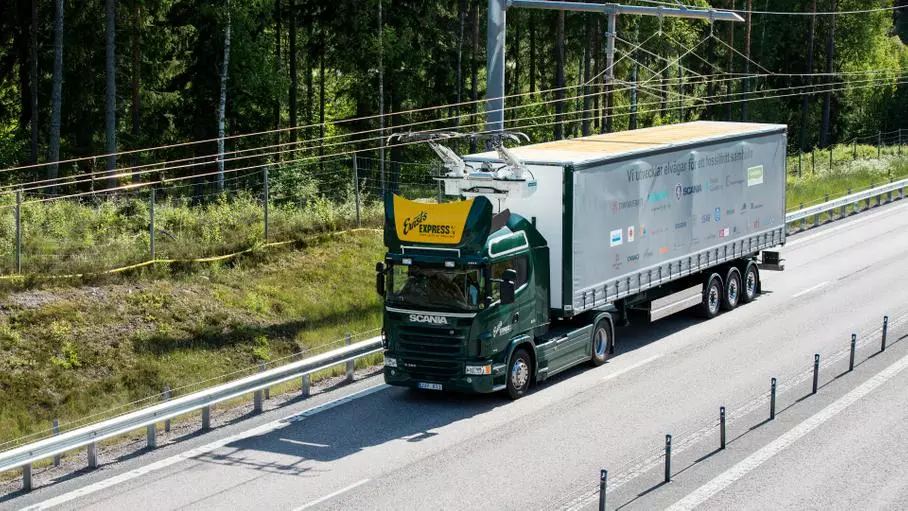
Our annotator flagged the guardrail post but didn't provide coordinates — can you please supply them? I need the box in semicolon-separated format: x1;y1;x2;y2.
345;333;355;382
770;378;777;420
163;385;172;432
599;469;608;511
202;405;211;430
87;442;98;469
301;373;310;397
15;190;21;274
149;187;156;260
664;434;672;483
353;156;362;228
849;334;856;372
22;463;32;492
800;202;806;231
876;185;881;207
720;406;726;450
847;188;854;214
254;363;264;413
146;423;157;449
53;418;61;466
263;166;270;242
260;361;270;400
812;354;820;395
882;315;889;352
868;183;874;209
888;178;893;203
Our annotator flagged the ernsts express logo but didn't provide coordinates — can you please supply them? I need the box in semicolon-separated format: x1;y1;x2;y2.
393;195;473;245
402;211;454;237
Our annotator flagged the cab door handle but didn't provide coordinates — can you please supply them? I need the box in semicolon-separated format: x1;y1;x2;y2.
512;312;520;324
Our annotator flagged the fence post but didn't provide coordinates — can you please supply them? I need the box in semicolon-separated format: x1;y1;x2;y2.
664;434;672;483
15;190;21;274
87;442;98;469
353;156;362;228
163;385;172;432
770;378;777;420
53;418;61;466
812;354;820;395
849;334;856;372
599;469;608;511
719;406;726;450
263;167;270;242
345;333;355;382
301;373;310;397
149;187;156;260
882;315;889;352
22;464;32;492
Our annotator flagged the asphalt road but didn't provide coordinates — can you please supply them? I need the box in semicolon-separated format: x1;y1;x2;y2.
5;198;908;511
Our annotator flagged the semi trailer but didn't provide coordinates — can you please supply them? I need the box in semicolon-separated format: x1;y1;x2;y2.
376;121;787;399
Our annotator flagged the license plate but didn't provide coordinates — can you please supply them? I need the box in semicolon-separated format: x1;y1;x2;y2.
417;382;443;391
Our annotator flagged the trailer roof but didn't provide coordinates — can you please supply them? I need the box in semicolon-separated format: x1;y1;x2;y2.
465;121;787;167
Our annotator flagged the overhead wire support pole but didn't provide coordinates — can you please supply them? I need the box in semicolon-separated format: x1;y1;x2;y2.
487;1;744;132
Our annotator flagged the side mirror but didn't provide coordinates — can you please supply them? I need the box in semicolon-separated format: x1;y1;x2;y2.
375;262;386;297
500;268;517;305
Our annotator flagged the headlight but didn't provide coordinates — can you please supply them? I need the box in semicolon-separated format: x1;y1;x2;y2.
465;364;491;376
384;357;397;368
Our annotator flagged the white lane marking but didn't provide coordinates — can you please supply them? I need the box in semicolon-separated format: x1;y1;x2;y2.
290;478;371;511
665;350;908;511
792;281;829;298
786;201;908;248
602;354;664;381
23;384;389;511
280;439;330;448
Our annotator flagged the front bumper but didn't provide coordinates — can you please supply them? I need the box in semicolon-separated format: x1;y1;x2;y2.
383;362;505;394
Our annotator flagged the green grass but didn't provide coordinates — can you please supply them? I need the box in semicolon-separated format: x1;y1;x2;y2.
0;229;385;446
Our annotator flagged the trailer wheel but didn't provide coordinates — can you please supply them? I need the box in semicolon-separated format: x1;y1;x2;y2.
722;267;742;311
740;262;760;304
506;348;532;400
698;274;723;319
589;320;611;367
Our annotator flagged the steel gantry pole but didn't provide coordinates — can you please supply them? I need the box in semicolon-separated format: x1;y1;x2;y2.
485;1;743;132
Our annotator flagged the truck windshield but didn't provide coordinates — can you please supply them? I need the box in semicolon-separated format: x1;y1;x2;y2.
387;264;483;312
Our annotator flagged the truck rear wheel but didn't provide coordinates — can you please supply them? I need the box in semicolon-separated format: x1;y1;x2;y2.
589;320;611;367
506;348;532;400
740;262;759;304
721;267;742;311
698;274;723;319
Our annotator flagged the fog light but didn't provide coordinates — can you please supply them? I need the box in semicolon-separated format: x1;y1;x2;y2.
384;357;397;368
465;364;492;376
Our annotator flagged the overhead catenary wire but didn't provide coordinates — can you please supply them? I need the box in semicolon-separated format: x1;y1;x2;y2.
633;0;907;15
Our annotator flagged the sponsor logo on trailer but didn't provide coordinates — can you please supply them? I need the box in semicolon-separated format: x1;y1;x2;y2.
726;175;745;187
747;165;764;187
627;254;640;264
675;183;703;199
714;207;721;222
409;314;449;325
726;208;735;216
675;221;688;230
719;227;731;238
627;225;635;243
610;229;623;247
750;202;764;210
643;249;655;259
659;246;670;255
701;214;712;224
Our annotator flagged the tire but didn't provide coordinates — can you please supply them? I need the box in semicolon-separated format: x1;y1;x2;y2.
721;267;742;311
506;348;532;400
589;319;611;367
697;274;723;319
740;262;760;304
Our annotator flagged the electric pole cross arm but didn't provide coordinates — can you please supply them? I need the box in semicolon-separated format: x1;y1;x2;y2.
485;0;745;132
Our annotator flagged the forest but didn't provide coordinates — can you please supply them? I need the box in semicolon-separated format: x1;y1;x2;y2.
0;0;906;197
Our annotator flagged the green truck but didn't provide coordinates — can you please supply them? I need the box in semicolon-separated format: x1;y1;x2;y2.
376;121;787;399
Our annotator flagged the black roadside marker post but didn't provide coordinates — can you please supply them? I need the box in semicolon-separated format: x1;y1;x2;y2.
599;469;608;511
812;354;820;395
770;378;777;420
720;406;726;450
664;435;672;483
882;315;889;352
849;334;856;372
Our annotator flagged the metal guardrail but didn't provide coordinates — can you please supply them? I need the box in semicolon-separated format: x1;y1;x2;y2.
0;336;382;486
2;178;906;492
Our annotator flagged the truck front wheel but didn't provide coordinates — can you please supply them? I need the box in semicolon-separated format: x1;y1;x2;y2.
589;320;611;367
506;348;532;400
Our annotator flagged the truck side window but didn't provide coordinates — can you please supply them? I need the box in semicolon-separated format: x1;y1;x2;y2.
490;255;529;302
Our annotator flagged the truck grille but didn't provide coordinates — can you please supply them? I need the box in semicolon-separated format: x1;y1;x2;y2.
396;324;466;381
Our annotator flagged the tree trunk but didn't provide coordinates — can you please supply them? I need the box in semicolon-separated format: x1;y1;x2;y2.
131;0;141;174
800;0;817;152
274;0;282;152
217;0;231;192
105;0;117;186
630;61;638;130
821;0;836;148
455;0;465;149
742;0;752;121
318;36;325;171
288;0;297;142
378;0;384;191
725;0;735;121
512;11;521;98
594;17;601;131
29;0;38;165
48;0;64;189
582;17;592;137
470;1;478;152
529;11;536;94
554;10;564;140
705;32;715;120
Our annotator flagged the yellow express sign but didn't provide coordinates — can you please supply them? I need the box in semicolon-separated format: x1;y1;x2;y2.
393;195;473;245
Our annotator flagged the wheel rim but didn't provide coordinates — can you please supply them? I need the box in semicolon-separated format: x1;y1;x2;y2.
511;357;529;389
708;284;720;314
728;277;738;305
594;328;608;357
746;269;757;298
